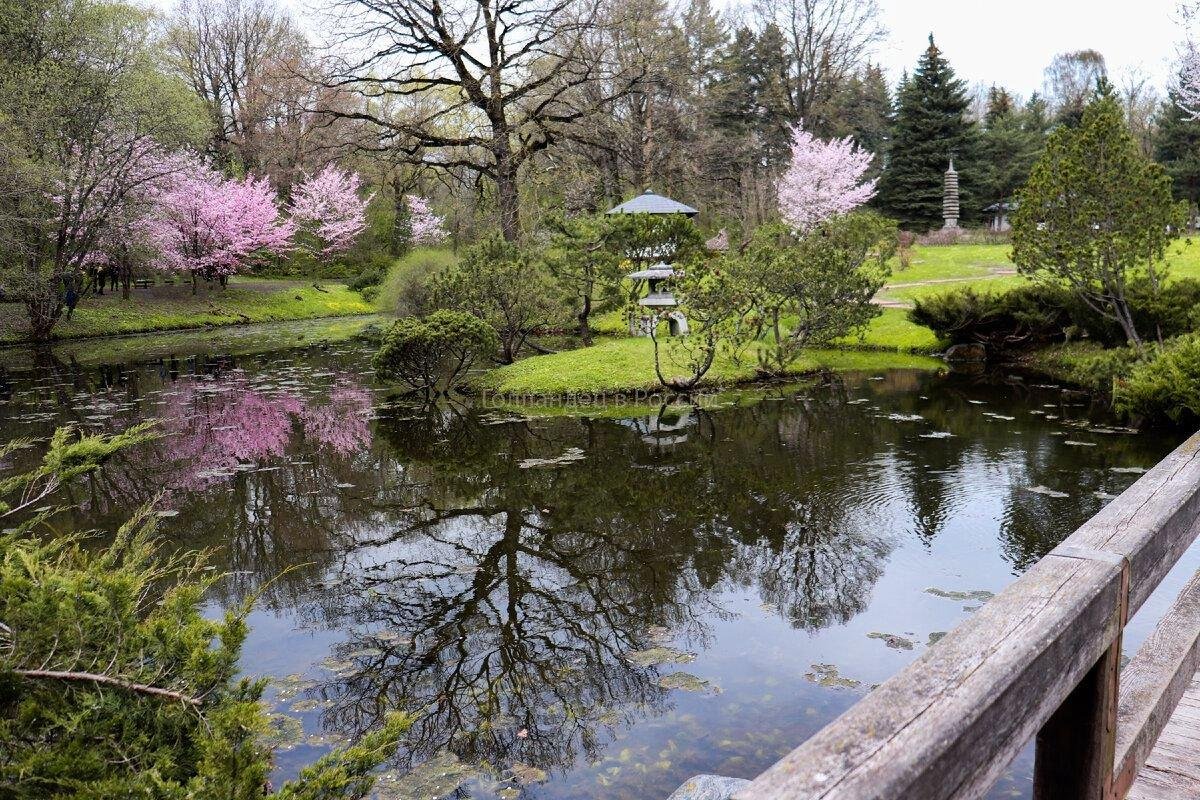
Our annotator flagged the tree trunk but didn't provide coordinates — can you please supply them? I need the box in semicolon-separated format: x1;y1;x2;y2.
578;294;593;346
493;130;521;241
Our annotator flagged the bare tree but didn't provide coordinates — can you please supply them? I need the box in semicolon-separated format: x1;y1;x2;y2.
321;0;640;240
164;0;310;171
1042;49;1107;124
753;0;885;126
1117;66;1160;156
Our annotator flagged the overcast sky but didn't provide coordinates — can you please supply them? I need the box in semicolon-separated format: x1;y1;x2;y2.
872;0;1183;98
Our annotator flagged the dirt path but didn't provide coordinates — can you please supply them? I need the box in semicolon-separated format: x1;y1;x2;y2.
873;267;1018;309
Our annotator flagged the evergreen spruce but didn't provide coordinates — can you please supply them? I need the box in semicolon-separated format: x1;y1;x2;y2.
876;35;978;230
1154;82;1200;209
977;88;1048;210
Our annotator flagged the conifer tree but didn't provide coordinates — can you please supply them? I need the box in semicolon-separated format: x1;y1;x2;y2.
1155;82;1200;208
876;35;978;230
977;88;1047;210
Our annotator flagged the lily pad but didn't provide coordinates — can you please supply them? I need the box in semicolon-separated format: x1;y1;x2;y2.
867;632;914;650
624;646;696;667
518;447;586;469
804;663;861;689
372;750;487;800
1024;485;1069;499
658;671;720;694
925;587;994;602
510;763;548;785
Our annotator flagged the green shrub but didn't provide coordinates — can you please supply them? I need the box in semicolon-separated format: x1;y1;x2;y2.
374;310;499;394
1034;341;1141;394
910;278;1200;351
909;284;1074;349
1115;334;1200;422
376;248;458;317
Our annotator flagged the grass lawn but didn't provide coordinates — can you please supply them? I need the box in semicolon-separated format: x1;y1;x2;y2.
0;277;374;343
475;336;945;398
889;243;1014;283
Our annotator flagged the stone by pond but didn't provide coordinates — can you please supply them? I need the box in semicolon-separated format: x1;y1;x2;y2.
1;325;1195;800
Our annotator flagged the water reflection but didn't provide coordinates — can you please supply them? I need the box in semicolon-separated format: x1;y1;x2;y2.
0;340;1183;800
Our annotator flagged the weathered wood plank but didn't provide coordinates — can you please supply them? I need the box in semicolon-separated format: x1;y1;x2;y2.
1033;604;1123;799
731;551;1125;800
1114;567;1200;797
1069;432;1200;617
1128;672;1200;800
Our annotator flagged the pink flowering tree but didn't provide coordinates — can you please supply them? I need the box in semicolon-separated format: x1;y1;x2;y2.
146;161;295;291
777;124;877;234
406;195;448;245
1179;2;1200;119
290;166;373;262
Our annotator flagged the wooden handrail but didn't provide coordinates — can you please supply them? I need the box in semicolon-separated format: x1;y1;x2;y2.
733;431;1200;800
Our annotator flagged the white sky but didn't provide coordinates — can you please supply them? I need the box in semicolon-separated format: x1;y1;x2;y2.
148;0;1188;99
872;0;1183;98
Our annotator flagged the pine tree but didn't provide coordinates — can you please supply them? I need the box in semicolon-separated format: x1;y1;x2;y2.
1154;82;1200;208
822;64;892;175
977;88;1047;209
876;35;978;230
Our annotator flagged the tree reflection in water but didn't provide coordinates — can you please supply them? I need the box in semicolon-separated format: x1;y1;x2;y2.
0;344;1181;800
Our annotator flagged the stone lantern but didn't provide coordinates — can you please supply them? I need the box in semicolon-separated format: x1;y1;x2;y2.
606;190;698;337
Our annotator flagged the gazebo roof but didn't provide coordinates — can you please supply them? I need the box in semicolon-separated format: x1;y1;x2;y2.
607;190;698;217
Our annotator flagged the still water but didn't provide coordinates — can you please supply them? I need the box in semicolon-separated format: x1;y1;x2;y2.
0;323;1190;799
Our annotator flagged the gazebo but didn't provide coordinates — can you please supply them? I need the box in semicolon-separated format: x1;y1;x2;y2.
606;190;696;337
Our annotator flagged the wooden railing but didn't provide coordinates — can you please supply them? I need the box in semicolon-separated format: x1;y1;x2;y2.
733;430;1200;800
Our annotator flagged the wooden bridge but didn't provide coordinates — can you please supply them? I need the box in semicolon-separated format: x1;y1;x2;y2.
733;430;1200;800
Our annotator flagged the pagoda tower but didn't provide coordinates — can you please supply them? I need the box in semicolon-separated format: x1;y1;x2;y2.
942;159;960;229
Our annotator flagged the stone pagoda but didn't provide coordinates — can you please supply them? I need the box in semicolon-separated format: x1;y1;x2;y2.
942;159;960;230
607;190;698;337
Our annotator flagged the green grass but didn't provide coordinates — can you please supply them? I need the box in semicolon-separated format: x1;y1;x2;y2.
0;277;374;344
889;243;1015;283
475;336;944;398
839;307;948;352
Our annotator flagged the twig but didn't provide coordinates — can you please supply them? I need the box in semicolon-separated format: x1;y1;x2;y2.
14;669;201;706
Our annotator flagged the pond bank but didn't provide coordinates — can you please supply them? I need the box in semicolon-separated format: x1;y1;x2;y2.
0;315;381;371
473;337;947;399
0;278;373;345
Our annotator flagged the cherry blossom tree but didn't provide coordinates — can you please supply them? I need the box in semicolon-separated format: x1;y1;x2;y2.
145;160;295;290
290;166;373;260
777;124;877;234
1179;2;1200;119
406;195;447;245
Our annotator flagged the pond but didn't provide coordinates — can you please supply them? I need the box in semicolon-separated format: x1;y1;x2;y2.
1;321;1193;800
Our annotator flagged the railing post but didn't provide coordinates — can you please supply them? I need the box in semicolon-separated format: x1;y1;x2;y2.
1033;554;1129;800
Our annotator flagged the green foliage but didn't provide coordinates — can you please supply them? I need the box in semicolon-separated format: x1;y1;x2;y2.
1154;81;1200;207
435;235;562;363
876;35;978;229
976;89;1049;210
610;213;708;264
1012;88;1188;346
544;214;626;345
374;310;499;394
0;281;375;344
911;279;1200;351
909;285;1075;349
0;0;209;339
375;248;458;318
0;428;408;798
1114;334;1200;422
734;213;896;376
650;254;754;391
